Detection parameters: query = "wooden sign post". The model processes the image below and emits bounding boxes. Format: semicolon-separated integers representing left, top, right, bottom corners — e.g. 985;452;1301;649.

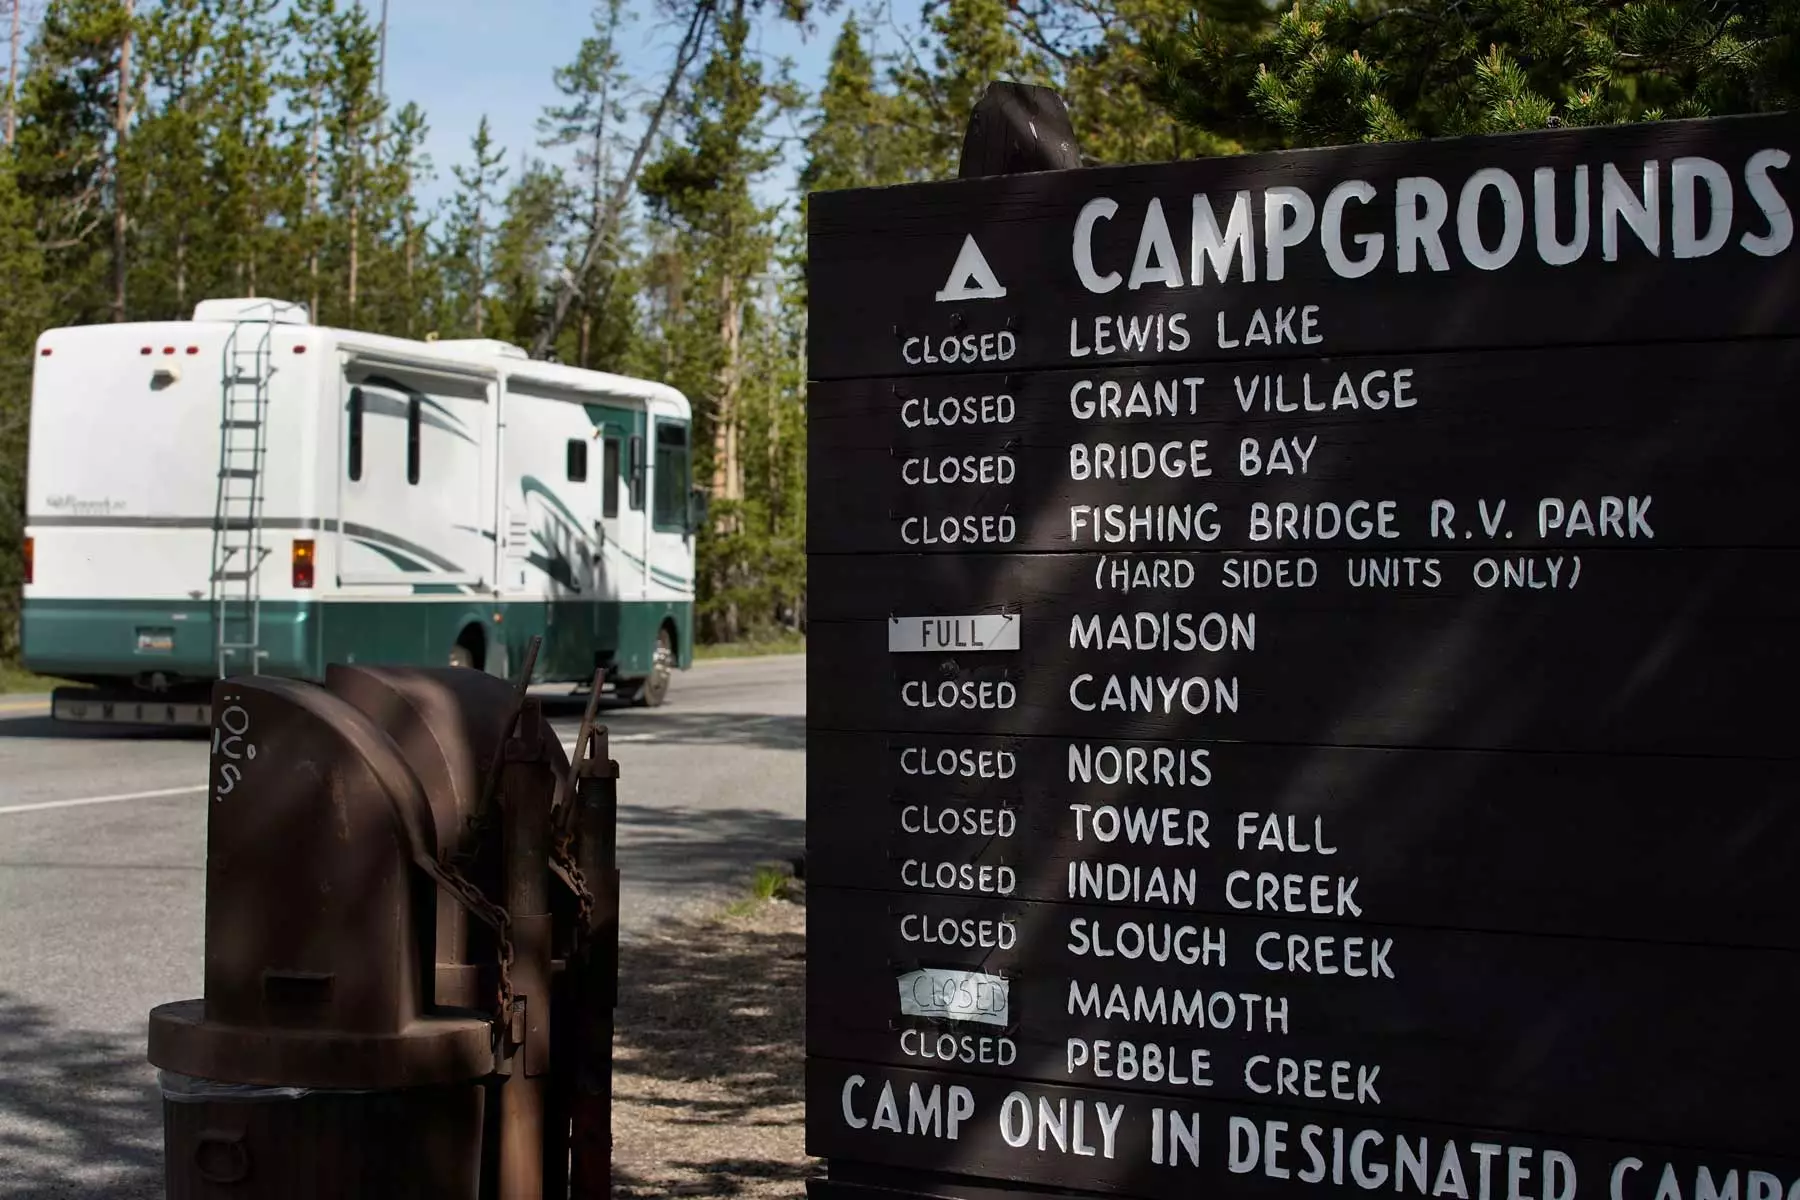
805;88;1800;1200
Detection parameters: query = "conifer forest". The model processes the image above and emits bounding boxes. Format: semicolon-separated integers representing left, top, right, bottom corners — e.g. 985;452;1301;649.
0;0;1793;658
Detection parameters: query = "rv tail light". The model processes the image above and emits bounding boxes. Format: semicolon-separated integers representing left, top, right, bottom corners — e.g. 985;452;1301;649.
292;539;315;589
22;536;32;584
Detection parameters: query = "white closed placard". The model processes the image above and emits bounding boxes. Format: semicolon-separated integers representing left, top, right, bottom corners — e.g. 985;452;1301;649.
896;968;1010;1026
888;613;1019;653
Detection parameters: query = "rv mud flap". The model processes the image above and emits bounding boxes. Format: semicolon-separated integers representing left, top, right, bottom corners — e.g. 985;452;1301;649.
52;688;212;728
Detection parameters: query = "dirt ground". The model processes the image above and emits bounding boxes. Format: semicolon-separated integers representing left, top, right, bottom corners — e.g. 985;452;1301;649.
611;889;818;1199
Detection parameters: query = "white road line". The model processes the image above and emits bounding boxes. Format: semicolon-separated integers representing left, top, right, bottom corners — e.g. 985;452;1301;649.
0;784;206;817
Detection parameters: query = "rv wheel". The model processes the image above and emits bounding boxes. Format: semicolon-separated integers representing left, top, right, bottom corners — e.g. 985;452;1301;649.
621;627;674;708
449;628;485;671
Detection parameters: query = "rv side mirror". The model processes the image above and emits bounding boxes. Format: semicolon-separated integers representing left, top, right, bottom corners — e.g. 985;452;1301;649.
627;435;645;510
687;486;709;535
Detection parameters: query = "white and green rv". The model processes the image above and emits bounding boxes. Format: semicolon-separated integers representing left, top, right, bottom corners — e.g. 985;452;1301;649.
22;298;700;726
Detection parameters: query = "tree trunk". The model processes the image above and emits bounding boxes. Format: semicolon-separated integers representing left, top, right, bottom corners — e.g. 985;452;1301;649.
306;85;321;322
403;216;415;336
6;0;20;147
111;1;133;323
713;268;743;511
176;225;187;311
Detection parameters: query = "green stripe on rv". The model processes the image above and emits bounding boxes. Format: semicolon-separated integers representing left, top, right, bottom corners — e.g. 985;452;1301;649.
20;597;693;683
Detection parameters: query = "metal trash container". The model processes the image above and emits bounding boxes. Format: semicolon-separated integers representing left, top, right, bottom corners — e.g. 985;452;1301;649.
157;1071;483;1198
147;668;560;1198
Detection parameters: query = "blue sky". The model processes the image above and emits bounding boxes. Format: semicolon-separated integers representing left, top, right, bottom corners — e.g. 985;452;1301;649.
377;0;925;217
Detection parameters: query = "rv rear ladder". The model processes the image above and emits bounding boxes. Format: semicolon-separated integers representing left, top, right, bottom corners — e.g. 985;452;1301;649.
209;312;278;678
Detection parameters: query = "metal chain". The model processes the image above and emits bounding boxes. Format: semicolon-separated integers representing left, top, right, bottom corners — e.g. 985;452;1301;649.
430;855;516;1026
551;827;596;958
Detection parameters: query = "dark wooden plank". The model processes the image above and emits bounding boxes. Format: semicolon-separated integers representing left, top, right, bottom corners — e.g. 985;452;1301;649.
806;548;1800;619
801;590;1800;756
808;113;1800;380
805;1058;1800;1199
806;342;1800;553
804;731;1800;947
803;892;1800;1155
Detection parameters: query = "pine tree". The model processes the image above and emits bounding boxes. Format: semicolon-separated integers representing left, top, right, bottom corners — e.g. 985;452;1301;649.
539;0;633;366
440;115;507;337
486;159;566;347
0;157;47;658
13;0;132;321
640;0;800;640
323;3;381;324
800;15;910;195
206;0;283;298
891;0;1045;176
1145;0;1800;147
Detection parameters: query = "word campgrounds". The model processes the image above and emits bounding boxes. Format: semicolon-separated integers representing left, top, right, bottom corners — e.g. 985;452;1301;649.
835;1074;1800;1200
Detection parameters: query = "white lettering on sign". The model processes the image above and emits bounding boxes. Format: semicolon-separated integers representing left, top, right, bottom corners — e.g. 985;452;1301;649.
1093;554;1200;592
901;331;1017;366
1222;556;1320;589
1069;504;1222;545
1249;501;1400;542
839;1074;976;1140
1068;804;1211;847
1255;932;1396;979
901;805;1018;838
1068;673;1240;715
1610;1164;1800;1200
1067;742;1213;788
903;858;1017;896
1537;496;1655;539
889;614;1020;653
998;1092;1125;1159
900;1029;1018;1066
1067;1038;1213;1088
902;680;1018;710
897;967;1011;1026
1069;611;1255;653
899;746;1017;778
1068;862;1198;906
899;913;1018;949
1070;150;1794;293
1227;1116;1580;1198
901;453;1016;486
212;696;258;801
1067;917;1226;965
1069;376;1205;419
1069;439;1213;480
901;392;1016;428
900;515;1017;546
1234;368;1417;413
1068;979;1290;1034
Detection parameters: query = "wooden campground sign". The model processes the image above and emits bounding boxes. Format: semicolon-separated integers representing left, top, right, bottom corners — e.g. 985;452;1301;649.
803;105;1800;1200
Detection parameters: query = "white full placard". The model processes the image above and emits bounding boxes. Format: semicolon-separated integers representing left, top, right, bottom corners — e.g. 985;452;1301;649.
888;613;1019;653
896;968;1010;1027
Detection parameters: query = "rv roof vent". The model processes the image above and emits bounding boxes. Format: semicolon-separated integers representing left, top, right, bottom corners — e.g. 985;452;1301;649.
191;298;312;325
431;338;531;360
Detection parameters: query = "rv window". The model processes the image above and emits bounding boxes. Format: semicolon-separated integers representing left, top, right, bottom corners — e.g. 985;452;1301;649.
603;438;621;518
347;387;364;482
406;396;421;485
628;435;645;511
653;422;689;532
567;438;588;483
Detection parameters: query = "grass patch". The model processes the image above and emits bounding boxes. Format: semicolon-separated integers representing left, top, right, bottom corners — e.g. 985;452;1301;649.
694;631;805;660
726;862;801;915
0;663;63;694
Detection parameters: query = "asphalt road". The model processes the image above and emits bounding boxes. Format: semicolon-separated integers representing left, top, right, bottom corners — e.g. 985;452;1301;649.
0;654;805;1198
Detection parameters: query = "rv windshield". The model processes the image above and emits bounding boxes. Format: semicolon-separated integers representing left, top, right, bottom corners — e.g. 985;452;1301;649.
652;422;689;532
